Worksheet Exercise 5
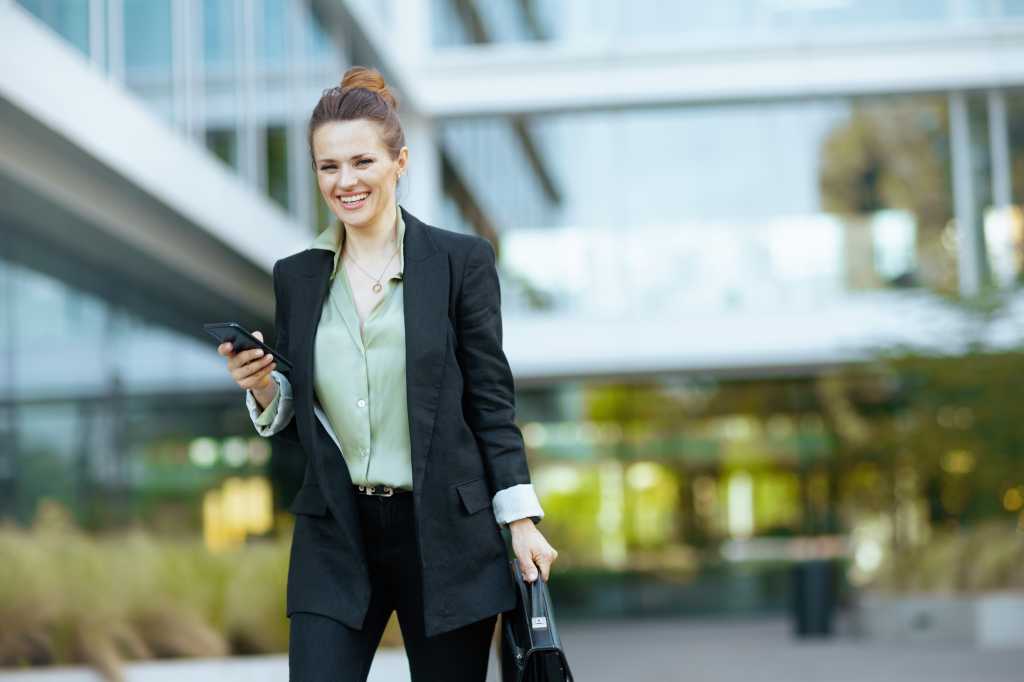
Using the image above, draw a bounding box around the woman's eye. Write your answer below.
[357,159,372,166]
[320,165,336,171]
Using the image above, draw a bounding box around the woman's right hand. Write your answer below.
[217,330,278,408]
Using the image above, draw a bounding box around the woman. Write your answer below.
[217,66,558,681]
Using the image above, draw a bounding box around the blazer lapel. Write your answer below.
[401,207,450,493]
[292,252,333,406]
[289,251,364,525]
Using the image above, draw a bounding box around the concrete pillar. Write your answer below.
[987,89,1012,208]
[401,111,441,224]
[949,91,985,297]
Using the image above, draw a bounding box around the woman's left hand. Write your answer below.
[509,518,558,582]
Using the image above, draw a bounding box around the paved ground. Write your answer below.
[538,617,1024,682]
[3,617,1020,681]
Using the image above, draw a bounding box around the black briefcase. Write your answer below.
[500,560,574,682]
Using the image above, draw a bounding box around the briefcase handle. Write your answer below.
[510,560,561,651]
[504,561,574,681]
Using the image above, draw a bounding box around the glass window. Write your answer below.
[123,0,172,75]
[257,0,287,65]
[266,126,290,210]
[1009,90,1024,206]
[430,0,1021,46]
[202,0,236,69]
[205,128,238,169]
[308,9,341,62]
[17,0,90,55]
[313,174,332,234]
[0,261,11,358]
[491,95,956,316]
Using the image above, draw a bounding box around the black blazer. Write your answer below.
[268,206,528,637]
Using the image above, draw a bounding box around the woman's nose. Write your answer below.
[339,164,357,188]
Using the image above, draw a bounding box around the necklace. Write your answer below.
[345,246,399,293]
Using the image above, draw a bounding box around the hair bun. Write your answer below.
[340,66,399,112]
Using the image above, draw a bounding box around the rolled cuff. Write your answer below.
[492,483,544,527]
[245,370,294,436]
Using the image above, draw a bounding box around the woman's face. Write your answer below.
[312,119,407,230]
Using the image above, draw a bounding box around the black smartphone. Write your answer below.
[203,322,294,373]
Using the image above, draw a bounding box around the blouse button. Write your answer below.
[357,399,367,408]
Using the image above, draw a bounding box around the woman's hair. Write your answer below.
[307,66,405,166]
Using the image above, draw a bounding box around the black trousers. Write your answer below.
[288,489,497,682]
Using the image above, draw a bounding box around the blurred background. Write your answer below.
[2,0,1024,680]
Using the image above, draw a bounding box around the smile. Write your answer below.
[337,191,370,209]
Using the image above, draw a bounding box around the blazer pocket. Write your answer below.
[289,485,328,516]
[456,478,491,515]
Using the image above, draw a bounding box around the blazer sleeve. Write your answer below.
[243,260,299,446]
[457,239,544,526]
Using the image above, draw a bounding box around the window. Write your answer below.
[123,0,172,76]
[205,128,238,169]
[266,126,289,210]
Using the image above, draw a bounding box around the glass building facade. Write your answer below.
[6,0,1024,619]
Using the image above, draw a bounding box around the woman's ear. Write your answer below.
[397,146,409,175]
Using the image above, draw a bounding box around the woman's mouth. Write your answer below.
[339,192,370,210]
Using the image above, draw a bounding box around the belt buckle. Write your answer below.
[359,485,394,497]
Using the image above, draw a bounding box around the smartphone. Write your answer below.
[203,322,294,373]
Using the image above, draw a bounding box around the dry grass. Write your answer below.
[870,520,1024,594]
[0,501,367,680]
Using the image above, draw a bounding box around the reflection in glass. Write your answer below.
[123,0,172,74]
[205,128,238,169]
[1009,90,1024,206]
[498,95,955,315]
[313,174,332,234]
[429,0,1016,46]
[266,125,289,209]
[0,254,269,527]
[257,0,287,64]
[202,0,236,69]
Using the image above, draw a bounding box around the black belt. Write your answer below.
[354,484,412,497]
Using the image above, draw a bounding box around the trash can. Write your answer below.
[791,559,836,637]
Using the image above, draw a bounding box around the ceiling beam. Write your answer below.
[415,24,1024,117]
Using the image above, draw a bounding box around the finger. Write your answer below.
[239,363,275,389]
[535,555,552,582]
[534,547,558,581]
[228,347,266,371]
[238,360,274,387]
[235,356,274,383]
[217,342,232,357]
[517,554,539,583]
[253,330,263,341]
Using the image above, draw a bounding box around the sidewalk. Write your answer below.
[548,617,1024,682]
[2,617,1020,681]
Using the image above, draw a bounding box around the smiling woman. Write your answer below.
[308,68,408,247]
[216,65,559,682]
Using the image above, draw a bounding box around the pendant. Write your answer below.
[372,282,382,293]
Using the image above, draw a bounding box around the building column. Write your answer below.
[391,0,429,68]
[287,0,313,231]
[401,111,441,223]
[987,89,1012,209]
[388,0,440,222]
[87,0,106,71]
[949,91,985,297]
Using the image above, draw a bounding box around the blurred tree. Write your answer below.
[818,97,955,293]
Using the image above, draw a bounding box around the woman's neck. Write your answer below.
[342,203,399,259]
